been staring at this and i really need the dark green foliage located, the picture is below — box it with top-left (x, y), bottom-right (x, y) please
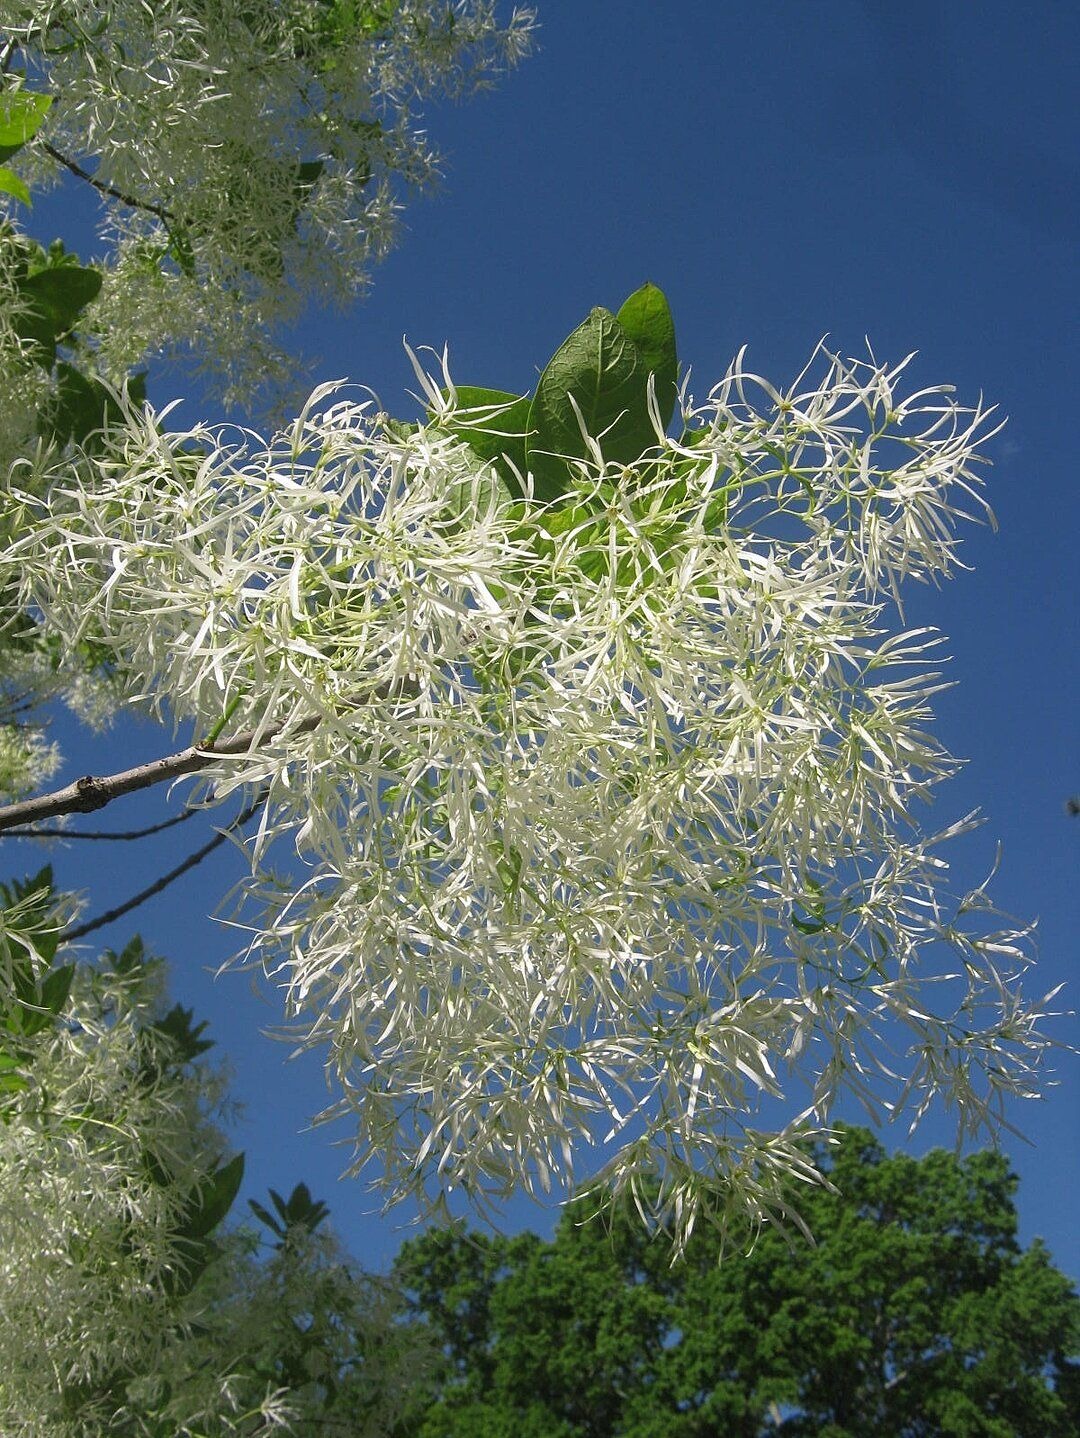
top-left (438, 282), bottom-right (680, 504)
top-left (7, 236), bottom-right (102, 369)
top-left (147, 1002), bottom-right (215, 1065)
top-left (437, 386), bottom-right (532, 499)
top-left (395, 1128), bottom-right (1080, 1437)
top-left (0, 90), bottom-right (51, 160)
top-left (249, 1182), bottom-right (332, 1248)
top-left (2, 226), bottom-right (145, 450)
top-left (50, 361), bottom-right (146, 448)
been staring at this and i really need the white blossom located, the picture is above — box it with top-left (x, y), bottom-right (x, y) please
top-left (0, 890), bottom-right (432, 1434)
top-left (4, 1), bottom-right (535, 403)
top-left (5, 346), bottom-right (1059, 1250)
top-left (0, 942), bottom-right (226, 1432)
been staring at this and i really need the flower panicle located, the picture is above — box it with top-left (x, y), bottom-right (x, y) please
top-left (3, 341), bottom-right (1054, 1250)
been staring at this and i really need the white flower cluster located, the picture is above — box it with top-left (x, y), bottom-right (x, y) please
top-left (0, 943), bottom-right (226, 1433)
top-left (0, 896), bottom-right (429, 1434)
top-left (5, 0), bottom-right (535, 401)
top-left (0, 708), bottom-right (59, 801)
top-left (6, 348), bottom-right (1058, 1247)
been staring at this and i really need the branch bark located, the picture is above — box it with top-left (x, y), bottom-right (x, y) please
top-left (0, 718), bottom-right (317, 835)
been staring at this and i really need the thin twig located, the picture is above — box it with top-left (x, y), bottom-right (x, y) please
top-left (0, 715), bottom-right (320, 834)
top-left (61, 794), bottom-right (265, 943)
top-left (3, 807), bottom-right (201, 841)
top-left (40, 139), bottom-right (175, 222)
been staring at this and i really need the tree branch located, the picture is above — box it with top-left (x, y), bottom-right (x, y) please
top-left (0, 717), bottom-right (318, 835)
top-left (40, 140), bottom-right (175, 222)
top-left (3, 806), bottom-right (200, 841)
top-left (61, 793), bottom-right (265, 943)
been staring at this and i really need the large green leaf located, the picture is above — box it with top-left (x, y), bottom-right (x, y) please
top-left (615, 281), bottom-right (678, 430)
top-left (14, 263), bottom-right (103, 366)
top-left (12, 960), bottom-right (74, 1038)
top-left (180, 1153), bottom-right (245, 1240)
top-left (0, 91), bottom-right (53, 163)
top-left (20, 262), bottom-right (103, 328)
top-left (46, 363), bottom-right (142, 450)
top-left (38, 962), bottom-right (74, 1017)
top-left (0, 1051), bottom-right (29, 1099)
top-left (526, 305), bottom-right (661, 502)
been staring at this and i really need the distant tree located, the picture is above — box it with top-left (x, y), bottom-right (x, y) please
top-left (395, 1127), bottom-right (1080, 1438)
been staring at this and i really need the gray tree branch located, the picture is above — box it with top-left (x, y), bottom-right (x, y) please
top-left (4, 806), bottom-right (200, 841)
top-left (61, 793), bottom-right (265, 943)
top-left (0, 718), bottom-right (318, 835)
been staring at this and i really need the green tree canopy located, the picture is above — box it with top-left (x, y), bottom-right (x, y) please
top-left (395, 1127), bottom-right (1080, 1437)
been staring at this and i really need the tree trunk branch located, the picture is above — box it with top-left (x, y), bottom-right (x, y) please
top-left (40, 140), bottom-right (175, 222)
top-left (4, 805), bottom-right (200, 841)
top-left (0, 717), bottom-right (317, 835)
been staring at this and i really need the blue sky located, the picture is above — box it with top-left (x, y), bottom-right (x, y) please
top-left (22, 0), bottom-right (1079, 1278)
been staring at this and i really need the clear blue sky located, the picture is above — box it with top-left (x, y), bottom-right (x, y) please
top-left (25, 0), bottom-right (1079, 1278)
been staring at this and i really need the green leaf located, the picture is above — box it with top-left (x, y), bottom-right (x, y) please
top-left (9, 960), bottom-right (74, 1038)
top-left (181, 1153), bottom-right (245, 1240)
top-left (20, 263), bottom-right (102, 331)
top-left (294, 158), bottom-right (325, 193)
top-left (14, 263), bottom-right (103, 367)
top-left (47, 363), bottom-right (109, 446)
top-left (261, 1182), bottom-right (333, 1240)
top-left (615, 281), bottom-right (678, 430)
top-left (0, 1066), bottom-right (29, 1099)
top-left (791, 879), bottom-right (828, 935)
top-left (46, 363), bottom-right (144, 453)
top-left (38, 963), bottom-right (74, 1017)
top-left (12, 1009), bottom-right (50, 1037)
top-left (279, 1181), bottom-right (331, 1234)
top-left (289, 158), bottom-right (327, 218)
top-left (0, 1052), bottom-right (29, 1100)
top-left (248, 1197), bottom-right (286, 1239)
top-left (127, 370), bottom-right (148, 407)
top-left (0, 91), bottom-right (53, 162)
top-left (790, 914), bottom-right (827, 935)
top-left (165, 223), bottom-right (197, 279)
top-left (439, 386), bottom-right (531, 498)
top-left (527, 306), bottom-right (661, 503)
top-left (0, 166), bottom-right (30, 205)
top-left (149, 1003), bottom-right (214, 1064)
